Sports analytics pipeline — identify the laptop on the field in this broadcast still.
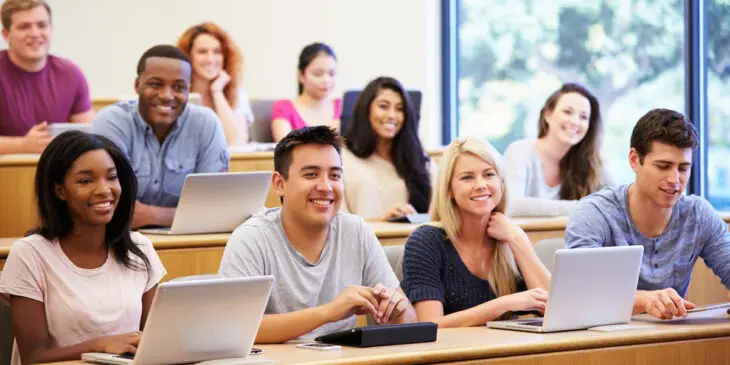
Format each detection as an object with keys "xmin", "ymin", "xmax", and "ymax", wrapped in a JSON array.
[
  {"xmin": 487, "ymin": 246, "xmax": 643, "ymax": 333},
  {"xmin": 139, "ymin": 171, "xmax": 271, "ymax": 235},
  {"xmin": 82, "ymin": 276, "xmax": 274, "ymax": 365}
]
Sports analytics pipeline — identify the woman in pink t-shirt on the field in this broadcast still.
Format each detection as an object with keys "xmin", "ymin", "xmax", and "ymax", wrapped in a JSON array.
[
  {"xmin": 0, "ymin": 131, "xmax": 166, "ymax": 365},
  {"xmin": 270, "ymin": 42, "xmax": 342, "ymax": 142}
]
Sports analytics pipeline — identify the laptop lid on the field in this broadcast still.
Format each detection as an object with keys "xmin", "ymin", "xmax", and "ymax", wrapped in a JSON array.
[
  {"xmin": 169, "ymin": 171, "xmax": 272, "ymax": 234},
  {"xmin": 541, "ymin": 246, "xmax": 643, "ymax": 332},
  {"xmin": 133, "ymin": 276, "xmax": 274, "ymax": 365}
]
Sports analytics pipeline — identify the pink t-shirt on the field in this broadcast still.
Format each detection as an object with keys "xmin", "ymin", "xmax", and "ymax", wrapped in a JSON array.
[
  {"xmin": 0, "ymin": 232, "xmax": 166, "ymax": 365},
  {"xmin": 270, "ymin": 98, "xmax": 342, "ymax": 131}
]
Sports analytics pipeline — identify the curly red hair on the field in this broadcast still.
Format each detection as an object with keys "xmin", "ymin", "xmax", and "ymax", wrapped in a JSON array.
[{"xmin": 177, "ymin": 22, "xmax": 243, "ymax": 108}]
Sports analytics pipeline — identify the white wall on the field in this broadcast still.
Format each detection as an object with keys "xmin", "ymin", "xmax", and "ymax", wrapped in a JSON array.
[{"xmin": 3, "ymin": 0, "xmax": 443, "ymax": 146}]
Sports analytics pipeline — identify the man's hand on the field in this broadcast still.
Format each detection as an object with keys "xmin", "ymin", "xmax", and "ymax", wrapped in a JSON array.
[
  {"xmin": 371, "ymin": 284, "xmax": 410, "ymax": 324},
  {"xmin": 323, "ymin": 286, "xmax": 379, "ymax": 323},
  {"xmin": 22, "ymin": 122, "xmax": 52, "ymax": 153},
  {"xmin": 639, "ymin": 288, "xmax": 696, "ymax": 319}
]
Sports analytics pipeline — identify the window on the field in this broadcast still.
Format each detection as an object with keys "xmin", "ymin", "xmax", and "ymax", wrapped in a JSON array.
[
  {"xmin": 455, "ymin": 0, "xmax": 685, "ymax": 185},
  {"xmin": 706, "ymin": 0, "xmax": 730, "ymax": 209}
]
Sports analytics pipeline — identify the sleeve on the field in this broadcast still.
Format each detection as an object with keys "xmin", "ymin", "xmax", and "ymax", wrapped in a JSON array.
[
  {"xmin": 360, "ymin": 219, "xmax": 399, "ymax": 289},
  {"xmin": 333, "ymin": 98, "xmax": 343, "ymax": 119},
  {"xmin": 270, "ymin": 100, "xmax": 293, "ymax": 127},
  {"xmin": 195, "ymin": 109, "xmax": 230, "ymax": 173},
  {"xmin": 401, "ymin": 226, "xmax": 445, "ymax": 304},
  {"xmin": 91, "ymin": 106, "xmax": 131, "ymax": 157},
  {"xmin": 70, "ymin": 62, "xmax": 92, "ymax": 115},
  {"xmin": 235, "ymin": 88, "xmax": 255, "ymax": 124},
  {"xmin": 0, "ymin": 239, "xmax": 46, "ymax": 303},
  {"xmin": 131, "ymin": 233, "xmax": 167, "ymax": 292},
  {"xmin": 696, "ymin": 199, "xmax": 730, "ymax": 290},
  {"xmin": 564, "ymin": 199, "xmax": 611, "ymax": 249},
  {"xmin": 503, "ymin": 140, "xmax": 531, "ymax": 199},
  {"xmin": 218, "ymin": 226, "xmax": 266, "ymax": 277}
]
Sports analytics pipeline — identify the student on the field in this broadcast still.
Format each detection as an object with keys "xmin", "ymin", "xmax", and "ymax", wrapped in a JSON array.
[
  {"xmin": 177, "ymin": 22, "xmax": 254, "ymax": 145},
  {"xmin": 503, "ymin": 83, "xmax": 610, "ymax": 216},
  {"xmin": 0, "ymin": 0, "xmax": 93, "ymax": 154},
  {"xmin": 0, "ymin": 131, "xmax": 166, "ymax": 365},
  {"xmin": 341, "ymin": 76, "xmax": 434, "ymax": 221},
  {"xmin": 218, "ymin": 126, "xmax": 416, "ymax": 343},
  {"xmin": 401, "ymin": 137, "xmax": 550, "ymax": 328},
  {"xmin": 92, "ymin": 45, "xmax": 229, "ymax": 229},
  {"xmin": 566, "ymin": 108, "xmax": 730, "ymax": 320},
  {"xmin": 270, "ymin": 43, "xmax": 341, "ymax": 142}
]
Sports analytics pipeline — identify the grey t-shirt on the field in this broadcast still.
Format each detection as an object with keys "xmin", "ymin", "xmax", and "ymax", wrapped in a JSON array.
[{"xmin": 218, "ymin": 208, "xmax": 399, "ymax": 339}]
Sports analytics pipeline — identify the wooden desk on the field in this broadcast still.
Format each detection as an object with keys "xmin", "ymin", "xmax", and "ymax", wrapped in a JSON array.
[
  {"xmin": 0, "ymin": 149, "xmax": 445, "ymax": 238},
  {"xmin": 44, "ymin": 309, "xmax": 730, "ymax": 365},
  {"xmin": 0, "ymin": 218, "xmax": 566, "ymax": 280}
]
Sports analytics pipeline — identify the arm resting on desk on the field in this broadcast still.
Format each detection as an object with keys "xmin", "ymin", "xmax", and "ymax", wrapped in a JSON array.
[
  {"xmin": 414, "ymin": 297, "xmax": 512, "ymax": 328},
  {"xmin": 0, "ymin": 136, "xmax": 26, "ymax": 154},
  {"xmin": 132, "ymin": 202, "xmax": 175, "ymax": 229},
  {"xmin": 255, "ymin": 306, "xmax": 331, "ymax": 344}
]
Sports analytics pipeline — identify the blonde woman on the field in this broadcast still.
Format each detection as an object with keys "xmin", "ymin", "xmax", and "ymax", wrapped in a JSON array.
[{"xmin": 401, "ymin": 137, "xmax": 551, "ymax": 328}]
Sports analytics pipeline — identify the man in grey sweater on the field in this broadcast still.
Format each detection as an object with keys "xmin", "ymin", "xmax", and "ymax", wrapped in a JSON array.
[
  {"xmin": 566, "ymin": 108, "xmax": 730, "ymax": 320},
  {"xmin": 219, "ymin": 126, "xmax": 416, "ymax": 343}
]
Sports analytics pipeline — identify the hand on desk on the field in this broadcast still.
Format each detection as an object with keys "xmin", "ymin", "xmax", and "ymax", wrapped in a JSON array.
[
  {"xmin": 323, "ymin": 284, "xmax": 412, "ymax": 325},
  {"xmin": 93, "ymin": 332, "xmax": 142, "ymax": 354},
  {"xmin": 501, "ymin": 288, "xmax": 548, "ymax": 314},
  {"xmin": 22, "ymin": 122, "xmax": 52, "ymax": 153},
  {"xmin": 638, "ymin": 288, "xmax": 695, "ymax": 320},
  {"xmin": 380, "ymin": 204, "xmax": 417, "ymax": 221}
]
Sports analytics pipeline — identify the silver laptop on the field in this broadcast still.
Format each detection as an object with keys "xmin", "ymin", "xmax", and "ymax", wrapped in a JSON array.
[
  {"xmin": 82, "ymin": 276, "xmax": 274, "ymax": 365},
  {"xmin": 139, "ymin": 171, "xmax": 271, "ymax": 235},
  {"xmin": 487, "ymin": 246, "xmax": 643, "ymax": 333}
]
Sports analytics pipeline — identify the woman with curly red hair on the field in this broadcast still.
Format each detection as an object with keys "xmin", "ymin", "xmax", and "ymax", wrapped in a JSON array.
[{"xmin": 177, "ymin": 23, "xmax": 253, "ymax": 145}]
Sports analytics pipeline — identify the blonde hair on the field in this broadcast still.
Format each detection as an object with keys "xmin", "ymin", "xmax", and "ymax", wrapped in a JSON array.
[
  {"xmin": 430, "ymin": 137, "xmax": 521, "ymax": 299},
  {"xmin": 1, "ymin": 0, "xmax": 51, "ymax": 30}
]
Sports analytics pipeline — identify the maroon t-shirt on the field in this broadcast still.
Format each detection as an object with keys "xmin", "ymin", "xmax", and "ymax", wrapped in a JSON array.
[{"xmin": 0, "ymin": 50, "xmax": 92, "ymax": 136}]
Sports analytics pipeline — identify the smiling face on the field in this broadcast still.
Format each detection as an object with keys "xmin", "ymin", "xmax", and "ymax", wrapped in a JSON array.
[
  {"xmin": 369, "ymin": 88, "xmax": 405, "ymax": 142},
  {"xmin": 274, "ymin": 144, "xmax": 343, "ymax": 229},
  {"xmin": 543, "ymin": 92, "xmax": 591, "ymax": 146},
  {"xmin": 2, "ymin": 5, "xmax": 51, "ymax": 65},
  {"xmin": 299, "ymin": 53, "xmax": 336, "ymax": 99},
  {"xmin": 449, "ymin": 153, "xmax": 503, "ymax": 219},
  {"xmin": 55, "ymin": 149, "xmax": 121, "ymax": 227},
  {"xmin": 190, "ymin": 33, "xmax": 224, "ymax": 81},
  {"xmin": 630, "ymin": 141, "xmax": 692, "ymax": 209},
  {"xmin": 135, "ymin": 57, "xmax": 191, "ymax": 127}
]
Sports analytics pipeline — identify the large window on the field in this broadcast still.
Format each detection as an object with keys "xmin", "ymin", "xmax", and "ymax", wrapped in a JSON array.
[
  {"xmin": 706, "ymin": 0, "xmax": 730, "ymax": 209},
  {"xmin": 455, "ymin": 0, "xmax": 685, "ymax": 185}
]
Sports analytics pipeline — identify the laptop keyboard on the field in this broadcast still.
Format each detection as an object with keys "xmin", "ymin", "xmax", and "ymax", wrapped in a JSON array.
[
  {"xmin": 116, "ymin": 353, "xmax": 135, "ymax": 359},
  {"xmin": 518, "ymin": 319, "xmax": 544, "ymax": 327}
]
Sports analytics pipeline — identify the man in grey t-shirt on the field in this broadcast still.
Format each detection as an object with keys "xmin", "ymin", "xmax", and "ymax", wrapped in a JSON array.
[
  {"xmin": 219, "ymin": 126, "xmax": 416, "ymax": 343},
  {"xmin": 566, "ymin": 109, "xmax": 730, "ymax": 320}
]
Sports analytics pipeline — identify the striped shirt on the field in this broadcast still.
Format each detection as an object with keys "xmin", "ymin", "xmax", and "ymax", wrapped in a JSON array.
[{"xmin": 565, "ymin": 184, "xmax": 730, "ymax": 297}]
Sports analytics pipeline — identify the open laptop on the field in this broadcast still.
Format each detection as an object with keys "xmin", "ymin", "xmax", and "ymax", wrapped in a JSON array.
[
  {"xmin": 139, "ymin": 171, "xmax": 271, "ymax": 235},
  {"xmin": 82, "ymin": 276, "xmax": 274, "ymax": 365},
  {"xmin": 487, "ymin": 245, "xmax": 643, "ymax": 333}
]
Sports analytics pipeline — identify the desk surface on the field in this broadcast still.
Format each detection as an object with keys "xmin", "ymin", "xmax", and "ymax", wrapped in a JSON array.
[
  {"xmin": 0, "ymin": 217, "xmax": 568, "ymax": 258},
  {"xmin": 43, "ymin": 309, "xmax": 730, "ymax": 365}
]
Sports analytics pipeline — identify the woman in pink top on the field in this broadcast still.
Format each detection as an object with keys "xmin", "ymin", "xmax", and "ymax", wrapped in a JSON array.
[
  {"xmin": 0, "ymin": 131, "xmax": 166, "ymax": 365},
  {"xmin": 270, "ymin": 42, "xmax": 342, "ymax": 142}
]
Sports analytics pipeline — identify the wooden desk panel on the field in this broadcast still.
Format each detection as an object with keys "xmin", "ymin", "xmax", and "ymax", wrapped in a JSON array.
[{"xmin": 47, "ymin": 310, "xmax": 730, "ymax": 365}]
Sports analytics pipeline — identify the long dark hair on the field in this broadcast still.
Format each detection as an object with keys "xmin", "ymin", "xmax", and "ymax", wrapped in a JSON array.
[
  {"xmin": 30, "ymin": 131, "xmax": 150, "ymax": 272},
  {"xmin": 343, "ymin": 76, "xmax": 431, "ymax": 212},
  {"xmin": 538, "ymin": 83, "xmax": 603, "ymax": 200},
  {"xmin": 297, "ymin": 42, "xmax": 336, "ymax": 95}
]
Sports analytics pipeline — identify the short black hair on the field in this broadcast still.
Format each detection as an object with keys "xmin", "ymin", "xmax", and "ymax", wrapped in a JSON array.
[
  {"xmin": 274, "ymin": 126, "xmax": 341, "ymax": 180},
  {"xmin": 630, "ymin": 108, "xmax": 699, "ymax": 163},
  {"xmin": 136, "ymin": 44, "xmax": 192, "ymax": 76},
  {"xmin": 31, "ymin": 130, "xmax": 150, "ymax": 273}
]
